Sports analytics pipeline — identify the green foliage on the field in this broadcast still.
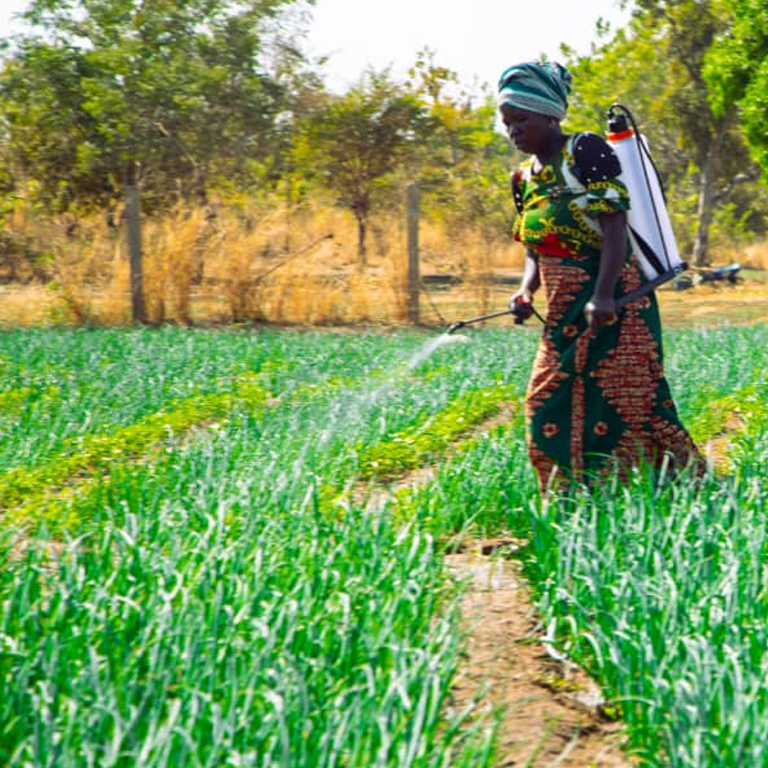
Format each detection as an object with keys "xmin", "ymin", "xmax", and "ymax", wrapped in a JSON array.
[
  {"xmin": 0, "ymin": 326, "xmax": 523, "ymax": 765},
  {"xmin": 296, "ymin": 70, "xmax": 429, "ymax": 264},
  {"xmin": 2, "ymin": 323, "xmax": 768, "ymax": 765},
  {"xmin": 385, "ymin": 419, "xmax": 534, "ymax": 541},
  {"xmin": 0, "ymin": 374, "xmax": 270, "ymax": 520},
  {"xmin": 358, "ymin": 384, "xmax": 517, "ymax": 479},
  {"xmin": 0, "ymin": 495, "xmax": 494, "ymax": 766},
  {"xmin": 0, "ymin": 0, "xmax": 312, "ymax": 210},
  {"xmin": 704, "ymin": 0, "xmax": 768, "ymax": 174},
  {"xmin": 400, "ymin": 53, "xmax": 518, "ymax": 240},
  {"xmin": 523, "ymin": 466, "xmax": 768, "ymax": 766},
  {"xmin": 423, "ymin": 96, "xmax": 517, "ymax": 241}
]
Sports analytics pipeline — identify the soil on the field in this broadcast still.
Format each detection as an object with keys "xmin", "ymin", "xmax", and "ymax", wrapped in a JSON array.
[
  {"xmin": 362, "ymin": 408, "xmax": 639, "ymax": 767},
  {"xmin": 446, "ymin": 543, "xmax": 635, "ymax": 767}
]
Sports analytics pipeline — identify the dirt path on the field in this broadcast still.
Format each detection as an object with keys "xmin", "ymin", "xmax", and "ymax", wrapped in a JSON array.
[
  {"xmin": 446, "ymin": 543, "xmax": 635, "ymax": 767},
  {"xmin": 362, "ymin": 406, "xmax": 637, "ymax": 767}
]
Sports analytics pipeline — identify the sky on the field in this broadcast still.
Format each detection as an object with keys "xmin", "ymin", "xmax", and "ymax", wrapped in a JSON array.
[
  {"xmin": 0, "ymin": 0, "xmax": 631, "ymax": 96},
  {"xmin": 303, "ymin": 0, "xmax": 631, "ymax": 94}
]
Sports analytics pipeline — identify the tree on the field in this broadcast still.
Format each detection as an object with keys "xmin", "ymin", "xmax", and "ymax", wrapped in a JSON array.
[
  {"xmin": 301, "ymin": 70, "xmax": 428, "ymax": 270},
  {"xmin": 402, "ymin": 52, "xmax": 518, "ymax": 255},
  {"xmin": 0, "ymin": 0, "xmax": 313, "ymax": 211},
  {"xmin": 703, "ymin": 0, "xmax": 768, "ymax": 173},
  {"xmin": 0, "ymin": 0, "xmax": 314, "ymax": 323}
]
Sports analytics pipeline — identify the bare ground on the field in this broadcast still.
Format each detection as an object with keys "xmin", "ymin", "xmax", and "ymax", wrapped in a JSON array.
[
  {"xmin": 446, "ymin": 543, "xmax": 635, "ymax": 767},
  {"xmin": 363, "ymin": 408, "xmax": 638, "ymax": 767}
]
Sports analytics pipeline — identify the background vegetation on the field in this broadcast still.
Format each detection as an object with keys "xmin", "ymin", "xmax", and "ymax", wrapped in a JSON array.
[{"xmin": 1, "ymin": 0, "xmax": 767, "ymax": 327}]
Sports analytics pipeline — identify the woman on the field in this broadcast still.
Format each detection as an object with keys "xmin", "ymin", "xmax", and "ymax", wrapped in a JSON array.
[{"xmin": 499, "ymin": 60, "xmax": 704, "ymax": 493}]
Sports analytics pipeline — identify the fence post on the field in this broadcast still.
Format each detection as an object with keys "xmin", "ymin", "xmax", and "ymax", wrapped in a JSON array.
[
  {"xmin": 125, "ymin": 160, "xmax": 146, "ymax": 324},
  {"xmin": 406, "ymin": 183, "xmax": 420, "ymax": 325}
]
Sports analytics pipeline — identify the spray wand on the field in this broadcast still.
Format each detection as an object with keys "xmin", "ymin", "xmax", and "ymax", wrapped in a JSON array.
[{"xmin": 447, "ymin": 296, "xmax": 545, "ymax": 334}]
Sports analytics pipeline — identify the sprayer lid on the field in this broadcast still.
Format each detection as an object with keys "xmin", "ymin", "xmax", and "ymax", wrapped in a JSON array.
[{"xmin": 607, "ymin": 110, "xmax": 629, "ymax": 134}]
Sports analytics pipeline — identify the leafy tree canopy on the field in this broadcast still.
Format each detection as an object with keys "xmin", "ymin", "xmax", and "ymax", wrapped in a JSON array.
[
  {"xmin": 703, "ymin": 0, "xmax": 768, "ymax": 173},
  {"xmin": 0, "ymin": 0, "xmax": 313, "ymax": 210},
  {"xmin": 296, "ymin": 69, "xmax": 429, "ymax": 266}
]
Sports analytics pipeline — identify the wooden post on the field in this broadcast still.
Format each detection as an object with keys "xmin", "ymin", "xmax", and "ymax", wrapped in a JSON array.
[
  {"xmin": 124, "ymin": 160, "xmax": 146, "ymax": 324},
  {"xmin": 406, "ymin": 183, "xmax": 420, "ymax": 325}
]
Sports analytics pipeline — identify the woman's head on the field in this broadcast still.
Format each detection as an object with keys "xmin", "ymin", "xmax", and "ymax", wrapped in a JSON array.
[
  {"xmin": 498, "ymin": 61, "xmax": 572, "ymax": 156},
  {"xmin": 497, "ymin": 61, "xmax": 572, "ymax": 120}
]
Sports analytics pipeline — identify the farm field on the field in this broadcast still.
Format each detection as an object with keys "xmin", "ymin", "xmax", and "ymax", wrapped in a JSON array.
[{"xmin": 2, "ymin": 321, "xmax": 768, "ymax": 766}]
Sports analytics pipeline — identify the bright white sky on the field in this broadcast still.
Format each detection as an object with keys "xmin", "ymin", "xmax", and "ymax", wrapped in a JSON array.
[
  {"xmin": 0, "ymin": 0, "xmax": 631, "ymax": 96},
  {"xmin": 304, "ymin": 0, "xmax": 631, "ymax": 95}
]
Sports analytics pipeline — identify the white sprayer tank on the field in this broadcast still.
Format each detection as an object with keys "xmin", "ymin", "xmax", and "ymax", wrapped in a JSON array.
[{"xmin": 606, "ymin": 110, "xmax": 687, "ymax": 283}]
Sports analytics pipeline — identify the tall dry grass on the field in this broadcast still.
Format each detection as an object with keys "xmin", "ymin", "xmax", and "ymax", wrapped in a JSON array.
[
  {"xmin": 1, "ymin": 196, "xmax": 526, "ymax": 327},
  {"xmin": 0, "ymin": 201, "xmax": 128, "ymax": 325},
  {"xmin": 742, "ymin": 241, "xmax": 768, "ymax": 270}
]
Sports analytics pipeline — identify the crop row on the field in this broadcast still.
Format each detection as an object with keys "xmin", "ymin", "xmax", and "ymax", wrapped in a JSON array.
[
  {"xmin": 2, "ymin": 323, "xmax": 768, "ymax": 766},
  {"xmin": 0, "ymin": 326, "xmax": 531, "ymax": 767}
]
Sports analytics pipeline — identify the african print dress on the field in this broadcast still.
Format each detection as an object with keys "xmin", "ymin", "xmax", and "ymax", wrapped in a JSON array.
[{"xmin": 512, "ymin": 132, "xmax": 703, "ymax": 492}]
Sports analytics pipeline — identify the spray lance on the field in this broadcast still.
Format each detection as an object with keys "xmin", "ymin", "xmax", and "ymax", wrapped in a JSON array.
[{"xmin": 446, "ymin": 296, "xmax": 545, "ymax": 334}]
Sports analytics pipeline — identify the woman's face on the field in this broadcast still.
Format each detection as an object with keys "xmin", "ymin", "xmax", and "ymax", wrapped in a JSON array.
[{"xmin": 499, "ymin": 104, "xmax": 553, "ymax": 155}]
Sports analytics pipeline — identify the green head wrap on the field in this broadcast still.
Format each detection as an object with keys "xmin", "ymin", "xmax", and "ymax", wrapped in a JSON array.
[{"xmin": 497, "ymin": 61, "xmax": 572, "ymax": 120}]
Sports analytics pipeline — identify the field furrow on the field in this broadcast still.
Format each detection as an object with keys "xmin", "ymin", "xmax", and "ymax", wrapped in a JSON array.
[{"xmin": 1, "ymin": 324, "xmax": 768, "ymax": 767}]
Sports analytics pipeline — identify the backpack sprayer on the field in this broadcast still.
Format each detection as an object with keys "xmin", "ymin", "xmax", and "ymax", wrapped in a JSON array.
[
  {"xmin": 606, "ymin": 103, "xmax": 688, "ymax": 306},
  {"xmin": 446, "ymin": 103, "xmax": 686, "ymax": 334}
]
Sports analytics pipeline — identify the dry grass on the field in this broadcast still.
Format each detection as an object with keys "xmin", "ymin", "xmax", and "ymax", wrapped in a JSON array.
[
  {"xmin": 657, "ymin": 278, "xmax": 768, "ymax": 327},
  {"xmin": 740, "ymin": 241, "xmax": 768, "ymax": 270},
  {"xmin": 3, "ymin": 196, "xmax": 767, "ymax": 330},
  {"xmin": 0, "ymin": 198, "xmax": 525, "ymax": 328}
]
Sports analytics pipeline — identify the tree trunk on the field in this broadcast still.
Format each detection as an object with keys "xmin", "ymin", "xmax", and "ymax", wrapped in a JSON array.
[
  {"xmin": 691, "ymin": 150, "xmax": 715, "ymax": 267},
  {"xmin": 406, "ymin": 184, "xmax": 420, "ymax": 324},
  {"xmin": 355, "ymin": 213, "xmax": 367, "ymax": 272},
  {"xmin": 124, "ymin": 160, "xmax": 146, "ymax": 323},
  {"xmin": 691, "ymin": 130, "xmax": 726, "ymax": 267}
]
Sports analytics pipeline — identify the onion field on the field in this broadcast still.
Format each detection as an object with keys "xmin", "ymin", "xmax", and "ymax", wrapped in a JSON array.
[{"xmin": 1, "ymin": 323, "xmax": 768, "ymax": 767}]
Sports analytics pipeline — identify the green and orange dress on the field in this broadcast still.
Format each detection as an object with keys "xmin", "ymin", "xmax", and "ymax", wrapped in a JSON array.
[{"xmin": 512, "ymin": 132, "xmax": 703, "ymax": 492}]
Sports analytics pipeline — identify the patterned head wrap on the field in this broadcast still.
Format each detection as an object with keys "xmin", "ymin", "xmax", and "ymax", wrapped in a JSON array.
[{"xmin": 497, "ymin": 61, "xmax": 573, "ymax": 120}]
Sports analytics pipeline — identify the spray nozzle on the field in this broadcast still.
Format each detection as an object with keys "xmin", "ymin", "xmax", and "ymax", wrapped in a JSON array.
[{"xmin": 447, "ymin": 320, "xmax": 466, "ymax": 335}]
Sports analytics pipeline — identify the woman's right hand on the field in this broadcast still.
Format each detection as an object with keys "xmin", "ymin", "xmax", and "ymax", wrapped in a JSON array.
[
  {"xmin": 584, "ymin": 294, "xmax": 618, "ymax": 333},
  {"xmin": 509, "ymin": 291, "xmax": 535, "ymax": 324}
]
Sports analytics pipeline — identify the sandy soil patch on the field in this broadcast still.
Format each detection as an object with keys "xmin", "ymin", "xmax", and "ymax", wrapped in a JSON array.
[{"xmin": 446, "ymin": 544, "xmax": 635, "ymax": 767}]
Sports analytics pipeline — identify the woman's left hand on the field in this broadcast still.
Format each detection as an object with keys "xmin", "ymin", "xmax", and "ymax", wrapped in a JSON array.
[{"xmin": 584, "ymin": 295, "xmax": 618, "ymax": 333}]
